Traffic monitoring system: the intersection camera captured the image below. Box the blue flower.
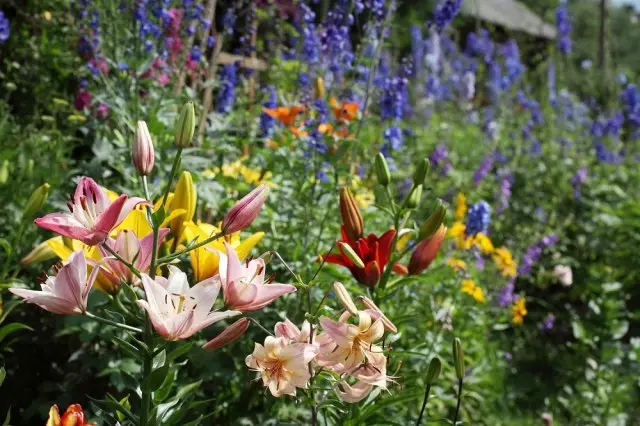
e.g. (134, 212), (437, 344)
(216, 63), (238, 114)
(190, 46), (202, 63)
(555, 1), (572, 54)
(465, 201), (491, 237)
(433, 0), (462, 32)
(259, 85), (277, 138)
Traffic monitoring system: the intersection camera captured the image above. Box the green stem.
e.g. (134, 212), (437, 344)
(2, 220), (26, 278)
(415, 384), (431, 426)
(248, 318), (274, 336)
(453, 379), (463, 425)
(84, 311), (142, 333)
(101, 244), (141, 278)
(161, 147), (184, 210)
(156, 231), (225, 264)
(140, 319), (154, 426)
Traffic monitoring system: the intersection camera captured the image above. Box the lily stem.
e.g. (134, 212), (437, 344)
(84, 311), (142, 333)
(101, 243), (141, 278)
(453, 379), (463, 426)
(415, 384), (431, 426)
(156, 231), (225, 264)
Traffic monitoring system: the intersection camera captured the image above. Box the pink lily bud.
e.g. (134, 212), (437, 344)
(202, 317), (251, 351)
(407, 225), (447, 275)
(222, 184), (269, 234)
(133, 121), (155, 176)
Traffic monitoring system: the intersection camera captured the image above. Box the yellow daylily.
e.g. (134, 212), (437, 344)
(511, 297), (527, 325)
(461, 279), (485, 303)
(455, 192), (467, 220)
(182, 220), (264, 282)
(473, 233), (494, 254)
(492, 247), (517, 278)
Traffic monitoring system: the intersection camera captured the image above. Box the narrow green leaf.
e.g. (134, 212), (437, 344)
(166, 342), (193, 363)
(88, 396), (137, 423)
(2, 407), (10, 426)
(113, 337), (143, 360)
(0, 323), (33, 343)
(0, 367), (5, 387)
(154, 367), (177, 404)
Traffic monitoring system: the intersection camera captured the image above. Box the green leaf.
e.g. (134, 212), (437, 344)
(0, 322), (33, 343)
(113, 336), (143, 360)
(0, 238), (12, 256)
(88, 396), (137, 423)
(172, 380), (202, 401)
(166, 342), (193, 363)
(115, 395), (131, 423)
(572, 320), (586, 341)
(0, 367), (5, 387)
(153, 349), (166, 369)
(0, 300), (23, 325)
(154, 367), (177, 404)
(142, 364), (170, 392)
(2, 407), (10, 426)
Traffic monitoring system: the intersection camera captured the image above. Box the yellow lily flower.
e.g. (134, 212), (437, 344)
(182, 220), (264, 282)
(113, 205), (185, 238)
(168, 171), (196, 248)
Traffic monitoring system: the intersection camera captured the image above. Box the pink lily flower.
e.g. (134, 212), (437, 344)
(214, 242), (296, 312)
(34, 177), (148, 246)
(10, 250), (98, 315)
(98, 228), (170, 286)
(137, 266), (240, 341)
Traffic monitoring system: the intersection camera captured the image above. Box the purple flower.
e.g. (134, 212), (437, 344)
(473, 152), (494, 186)
(466, 201), (491, 237)
(433, 0), (463, 32)
(539, 313), (556, 332)
(215, 63), (238, 114)
(519, 234), (559, 276)
(498, 279), (515, 307)
(259, 85), (277, 138)
(570, 167), (588, 200)
(497, 171), (513, 214)
(556, 0), (572, 54)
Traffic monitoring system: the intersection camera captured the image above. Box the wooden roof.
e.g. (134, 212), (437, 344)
(461, 0), (557, 39)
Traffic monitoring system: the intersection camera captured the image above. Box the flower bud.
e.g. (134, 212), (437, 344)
(333, 282), (359, 316)
(425, 356), (442, 385)
(26, 159), (34, 177)
(338, 242), (364, 269)
(21, 239), (57, 265)
(170, 171), (196, 243)
(22, 183), (50, 220)
(339, 187), (363, 242)
(413, 158), (430, 186)
(315, 77), (325, 99)
(0, 160), (9, 184)
(358, 295), (397, 332)
(408, 225), (446, 275)
(453, 337), (465, 380)
(133, 121), (155, 176)
(175, 101), (196, 147)
(406, 184), (423, 209)
(202, 317), (250, 351)
(374, 153), (391, 186)
(222, 184), (269, 234)
(419, 199), (447, 240)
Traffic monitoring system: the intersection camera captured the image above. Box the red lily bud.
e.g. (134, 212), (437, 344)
(407, 225), (447, 275)
(363, 261), (381, 288)
(132, 121), (155, 176)
(202, 317), (251, 351)
(222, 184), (269, 234)
(339, 187), (363, 242)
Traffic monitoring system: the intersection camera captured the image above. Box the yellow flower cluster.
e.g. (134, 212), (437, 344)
(204, 159), (274, 186)
(511, 297), (528, 325)
(448, 192), (518, 278)
(462, 279), (485, 303)
(446, 258), (467, 271)
(338, 174), (375, 209)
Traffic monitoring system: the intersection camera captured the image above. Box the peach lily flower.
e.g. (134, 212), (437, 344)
(137, 266), (240, 341)
(35, 177), (148, 246)
(245, 335), (316, 397)
(10, 250), (98, 315)
(215, 242), (296, 312)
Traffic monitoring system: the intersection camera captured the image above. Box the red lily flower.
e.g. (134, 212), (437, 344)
(325, 226), (396, 288)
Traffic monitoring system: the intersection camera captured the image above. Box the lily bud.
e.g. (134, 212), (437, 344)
(222, 184), (269, 234)
(358, 295), (397, 333)
(407, 225), (446, 275)
(453, 337), (465, 380)
(175, 101), (196, 147)
(374, 153), (391, 186)
(406, 184), (423, 209)
(339, 187), (363, 242)
(133, 121), (155, 176)
(315, 77), (325, 99)
(26, 159), (34, 177)
(202, 317), (251, 351)
(425, 356), (442, 385)
(21, 239), (57, 265)
(413, 158), (430, 186)
(338, 241), (365, 269)
(22, 183), (50, 220)
(363, 261), (381, 288)
(419, 199), (447, 240)
(333, 282), (359, 316)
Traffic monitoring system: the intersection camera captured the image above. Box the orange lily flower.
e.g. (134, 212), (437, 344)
(47, 404), (95, 426)
(330, 97), (359, 122)
(263, 105), (306, 127)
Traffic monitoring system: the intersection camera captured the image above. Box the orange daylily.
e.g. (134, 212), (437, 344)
(330, 97), (359, 122)
(263, 105), (306, 126)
